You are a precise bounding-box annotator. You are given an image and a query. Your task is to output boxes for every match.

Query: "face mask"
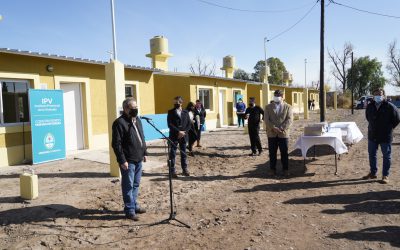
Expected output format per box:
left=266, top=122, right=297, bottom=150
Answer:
left=129, top=108, right=138, bottom=117
left=374, top=96, right=383, bottom=103
left=273, top=96, right=282, bottom=103
left=174, top=103, right=181, bottom=109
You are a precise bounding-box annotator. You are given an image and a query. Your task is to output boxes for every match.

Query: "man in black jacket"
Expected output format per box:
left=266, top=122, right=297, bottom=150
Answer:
left=168, top=96, right=191, bottom=177
left=112, top=97, right=148, bottom=221
left=363, top=88, right=400, bottom=184
left=245, top=97, right=264, bottom=156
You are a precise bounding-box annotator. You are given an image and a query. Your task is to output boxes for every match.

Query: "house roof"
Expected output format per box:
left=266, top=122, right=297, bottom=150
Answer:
left=0, top=48, right=160, bottom=72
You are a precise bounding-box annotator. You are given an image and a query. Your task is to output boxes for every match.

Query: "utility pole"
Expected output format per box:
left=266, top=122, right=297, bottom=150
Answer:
left=304, top=58, right=307, bottom=88
left=351, top=52, right=354, bottom=115
left=110, top=0, right=118, bottom=60
left=319, top=0, right=325, bottom=122
left=264, top=37, right=268, bottom=83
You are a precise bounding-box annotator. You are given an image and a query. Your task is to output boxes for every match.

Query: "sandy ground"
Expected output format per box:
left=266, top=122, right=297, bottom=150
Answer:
left=0, top=109, right=399, bottom=250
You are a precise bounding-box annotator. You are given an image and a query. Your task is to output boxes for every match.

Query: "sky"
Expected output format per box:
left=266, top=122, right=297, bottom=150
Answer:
left=1, top=0, right=400, bottom=94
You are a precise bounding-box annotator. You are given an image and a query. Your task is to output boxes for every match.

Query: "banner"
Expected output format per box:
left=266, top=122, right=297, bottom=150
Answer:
left=140, top=114, right=169, bottom=141
left=29, top=89, right=66, bottom=164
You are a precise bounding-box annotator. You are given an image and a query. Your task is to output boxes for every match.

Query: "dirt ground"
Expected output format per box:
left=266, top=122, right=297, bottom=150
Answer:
left=0, top=109, right=399, bottom=250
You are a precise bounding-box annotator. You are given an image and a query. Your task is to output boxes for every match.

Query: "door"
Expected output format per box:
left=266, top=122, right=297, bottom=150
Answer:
left=219, top=90, right=225, bottom=126
left=61, top=83, right=84, bottom=151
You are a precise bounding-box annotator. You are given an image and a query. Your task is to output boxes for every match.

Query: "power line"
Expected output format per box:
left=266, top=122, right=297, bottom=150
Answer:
left=267, top=0, right=319, bottom=42
left=194, top=0, right=316, bottom=13
left=330, top=0, right=400, bottom=19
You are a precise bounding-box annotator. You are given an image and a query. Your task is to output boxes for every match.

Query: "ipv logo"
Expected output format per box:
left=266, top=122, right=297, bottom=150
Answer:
left=44, top=133, right=55, bottom=149
left=42, top=98, right=53, bottom=104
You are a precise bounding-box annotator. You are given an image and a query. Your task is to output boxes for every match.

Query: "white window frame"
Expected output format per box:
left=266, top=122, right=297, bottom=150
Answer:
left=0, top=79, right=30, bottom=126
left=125, top=81, right=140, bottom=112
left=197, top=87, right=214, bottom=112
left=232, top=89, right=242, bottom=111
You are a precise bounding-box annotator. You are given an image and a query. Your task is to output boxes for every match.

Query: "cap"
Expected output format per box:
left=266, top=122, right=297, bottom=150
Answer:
left=274, top=89, right=283, bottom=96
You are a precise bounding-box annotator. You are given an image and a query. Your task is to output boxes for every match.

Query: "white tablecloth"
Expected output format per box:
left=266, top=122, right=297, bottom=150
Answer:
left=294, top=128, right=348, bottom=158
left=329, top=122, right=363, bottom=144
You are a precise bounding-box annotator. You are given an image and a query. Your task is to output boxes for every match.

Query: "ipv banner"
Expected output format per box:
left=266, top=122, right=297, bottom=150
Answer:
left=29, top=89, right=66, bottom=164
left=140, top=114, right=169, bottom=141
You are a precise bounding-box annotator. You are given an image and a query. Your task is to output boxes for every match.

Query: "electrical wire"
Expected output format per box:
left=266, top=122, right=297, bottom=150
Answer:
left=194, top=0, right=316, bottom=13
left=330, top=0, right=400, bottom=19
left=267, top=0, right=319, bottom=42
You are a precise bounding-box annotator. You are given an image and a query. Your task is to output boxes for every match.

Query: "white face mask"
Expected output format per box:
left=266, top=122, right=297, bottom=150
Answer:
left=273, top=96, right=282, bottom=103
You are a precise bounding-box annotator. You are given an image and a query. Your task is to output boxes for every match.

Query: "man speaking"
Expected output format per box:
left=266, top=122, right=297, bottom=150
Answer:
left=112, top=97, right=147, bottom=221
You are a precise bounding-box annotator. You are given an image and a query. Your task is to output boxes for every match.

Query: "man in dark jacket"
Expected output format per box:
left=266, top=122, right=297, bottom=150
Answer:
left=245, top=97, right=264, bottom=156
left=194, top=100, right=206, bottom=147
left=363, top=88, right=400, bottom=184
left=168, top=96, right=192, bottom=177
left=112, top=97, right=148, bottom=221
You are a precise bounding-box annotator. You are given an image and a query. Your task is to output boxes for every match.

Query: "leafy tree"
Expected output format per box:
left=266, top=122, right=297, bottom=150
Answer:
left=233, top=68, right=250, bottom=80
left=387, top=40, right=400, bottom=87
left=347, top=56, right=386, bottom=98
left=251, top=57, right=287, bottom=85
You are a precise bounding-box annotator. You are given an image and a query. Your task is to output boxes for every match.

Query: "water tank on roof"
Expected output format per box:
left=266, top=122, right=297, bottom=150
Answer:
left=150, top=36, right=169, bottom=54
left=222, top=55, right=235, bottom=68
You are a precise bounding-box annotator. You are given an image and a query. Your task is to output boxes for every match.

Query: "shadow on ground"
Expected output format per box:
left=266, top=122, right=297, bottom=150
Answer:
left=329, top=226, right=400, bottom=248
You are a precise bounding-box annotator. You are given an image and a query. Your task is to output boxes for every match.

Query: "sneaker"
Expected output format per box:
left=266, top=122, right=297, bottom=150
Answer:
left=182, top=170, right=191, bottom=177
left=380, top=176, right=389, bottom=184
left=135, top=207, right=147, bottom=214
left=362, top=173, right=377, bottom=180
left=126, top=214, right=139, bottom=221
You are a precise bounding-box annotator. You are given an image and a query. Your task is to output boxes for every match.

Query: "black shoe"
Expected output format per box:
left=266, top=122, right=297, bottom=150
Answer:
left=126, top=214, right=139, bottom=221
left=182, top=170, right=191, bottom=176
left=258, top=150, right=263, bottom=155
left=189, top=151, right=195, bottom=157
left=268, top=169, right=277, bottom=176
left=135, top=207, right=146, bottom=214
left=283, top=170, right=290, bottom=177
left=249, top=152, right=256, bottom=156
left=171, top=172, right=178, bottom=178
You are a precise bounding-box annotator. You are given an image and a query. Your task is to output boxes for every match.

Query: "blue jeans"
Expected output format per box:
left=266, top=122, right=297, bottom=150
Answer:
left=368, top=140, right=392, bottom=177
left=120, top=162, right=142, bottom=216
left=169, top=139, right=188, bottom=173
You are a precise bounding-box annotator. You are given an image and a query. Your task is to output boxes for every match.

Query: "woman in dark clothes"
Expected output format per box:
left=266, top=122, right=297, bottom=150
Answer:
left=186, top=102, right=198, bottom=156
left=194, top=100, right=206, bottom=147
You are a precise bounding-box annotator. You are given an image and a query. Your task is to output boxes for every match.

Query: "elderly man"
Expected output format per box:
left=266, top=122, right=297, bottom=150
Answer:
left=264, top=90, right=293, bottom=177
left=363, top=88, right=400, bottom=184
left=112, top=97, right=147, bottom=221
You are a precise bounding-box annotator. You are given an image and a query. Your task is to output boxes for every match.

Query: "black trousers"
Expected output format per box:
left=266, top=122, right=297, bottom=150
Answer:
left=169, top=138, right=188, bottom=172
left=248, top=124, right=262, bottom=153
left=237, top=114, right=245, bottom=127
left=268, top=137, right=289, bottom=170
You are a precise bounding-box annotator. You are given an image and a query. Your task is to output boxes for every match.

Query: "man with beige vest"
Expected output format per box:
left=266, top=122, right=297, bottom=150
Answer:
left=264, top=90, right=293, bottom=177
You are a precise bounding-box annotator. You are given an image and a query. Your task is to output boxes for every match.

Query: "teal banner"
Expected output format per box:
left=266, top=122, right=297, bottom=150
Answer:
left=29, top=89, right=66, bottom=164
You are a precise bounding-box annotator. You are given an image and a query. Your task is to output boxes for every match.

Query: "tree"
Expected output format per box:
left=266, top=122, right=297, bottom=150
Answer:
left=327, top=42, right=353, bottom=93
left=233, top=68, right=250, bottom=81
left=251, top=57, right=287, bottom=85
left=387, top=40, right=400, bottom=87
left=189, top=56, right=216, bottom=76
left=347, top=56, right=386, bottom=98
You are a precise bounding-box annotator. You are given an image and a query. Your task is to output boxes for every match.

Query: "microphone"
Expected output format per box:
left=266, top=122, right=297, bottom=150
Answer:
left=140, top=116, right=153, bottom=121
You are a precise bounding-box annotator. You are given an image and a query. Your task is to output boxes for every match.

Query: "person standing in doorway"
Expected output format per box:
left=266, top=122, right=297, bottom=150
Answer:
left=112, top=97, right=147, bottom=221
left=236, top=98, right=246, bottom=127
left=245, top=97, right=264, bottom=156
left=168, top=96, right=192, bottom=177
left=194, top=100, right=206, bottom=147
left=363, top=88, right=400, bottom=184
left=264, top=90, right=293, bottom=177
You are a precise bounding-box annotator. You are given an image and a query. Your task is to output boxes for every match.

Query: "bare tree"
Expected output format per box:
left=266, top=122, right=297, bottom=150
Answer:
left=189, top=56, right=216, bottom=76
left=327, top=42, right=353, bottom=93
left=387, top=40, right=400, bottom=87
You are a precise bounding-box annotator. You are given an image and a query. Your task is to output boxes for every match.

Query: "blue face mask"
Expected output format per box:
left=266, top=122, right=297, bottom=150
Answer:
left=374, top=96, right=383, bottom=103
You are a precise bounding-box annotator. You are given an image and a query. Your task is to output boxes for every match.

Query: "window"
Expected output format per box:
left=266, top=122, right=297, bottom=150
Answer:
left=125, top=84, right=137, bottom=99
left=233, top=90, right=242, bottom=108
left=198, top=88, right=212, bottom=110
left=1, top=80, right=30, bottom=124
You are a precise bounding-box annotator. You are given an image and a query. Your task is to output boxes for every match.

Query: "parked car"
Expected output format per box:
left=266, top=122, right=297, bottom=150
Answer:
left=355, top=95, right=373, bottom=109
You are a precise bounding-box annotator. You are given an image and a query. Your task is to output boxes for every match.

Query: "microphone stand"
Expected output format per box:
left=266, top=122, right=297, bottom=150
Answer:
left=143, top=118, right=190, bottom=228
